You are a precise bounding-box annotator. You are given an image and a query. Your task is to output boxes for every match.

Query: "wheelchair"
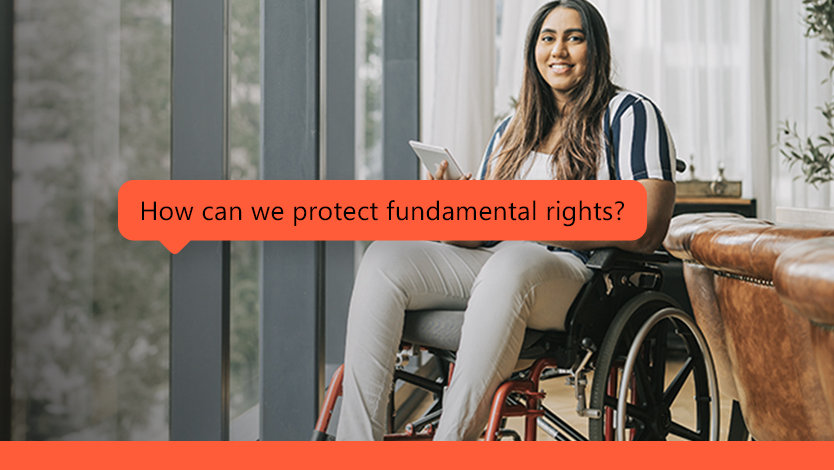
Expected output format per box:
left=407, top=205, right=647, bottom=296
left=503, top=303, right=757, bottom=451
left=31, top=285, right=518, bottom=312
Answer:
left=312, top=246, right=720, bottom=441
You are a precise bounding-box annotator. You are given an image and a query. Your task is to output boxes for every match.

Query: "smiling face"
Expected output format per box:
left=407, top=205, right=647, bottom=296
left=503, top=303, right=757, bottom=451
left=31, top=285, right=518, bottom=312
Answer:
left=535, top=7, right=588, bottom=108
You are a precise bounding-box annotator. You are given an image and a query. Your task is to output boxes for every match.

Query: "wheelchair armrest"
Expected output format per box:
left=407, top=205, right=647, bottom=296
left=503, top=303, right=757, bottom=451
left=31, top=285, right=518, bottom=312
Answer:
left=585, top=248, right=673, bottom=271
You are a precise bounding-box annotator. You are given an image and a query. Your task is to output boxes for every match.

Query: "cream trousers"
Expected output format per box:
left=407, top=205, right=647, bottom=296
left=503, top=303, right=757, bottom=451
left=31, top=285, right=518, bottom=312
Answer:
left=336, top=241, right=592, bottom=441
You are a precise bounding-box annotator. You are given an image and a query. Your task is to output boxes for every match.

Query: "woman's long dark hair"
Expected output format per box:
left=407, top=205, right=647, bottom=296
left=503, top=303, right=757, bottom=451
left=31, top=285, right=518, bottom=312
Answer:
left=488, top=0, right=618, bottom=181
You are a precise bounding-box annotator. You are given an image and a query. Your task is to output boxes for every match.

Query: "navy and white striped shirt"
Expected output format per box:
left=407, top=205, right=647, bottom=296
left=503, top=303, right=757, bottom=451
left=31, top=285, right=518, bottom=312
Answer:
left=476, top=91, right=676, bottom=261
left=477, top=91, right=676, bottom=183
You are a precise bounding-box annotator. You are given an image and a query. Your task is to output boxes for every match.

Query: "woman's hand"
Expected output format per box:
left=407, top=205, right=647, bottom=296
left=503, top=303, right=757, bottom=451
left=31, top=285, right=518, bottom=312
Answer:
left=428, top=161, right=476, bottom=247
left=427, top=160, right=473, bottom=181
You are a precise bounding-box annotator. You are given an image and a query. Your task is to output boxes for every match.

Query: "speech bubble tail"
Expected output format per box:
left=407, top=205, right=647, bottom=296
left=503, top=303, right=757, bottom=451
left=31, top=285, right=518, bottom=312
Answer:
left=161, top=239, right=190, bottom=255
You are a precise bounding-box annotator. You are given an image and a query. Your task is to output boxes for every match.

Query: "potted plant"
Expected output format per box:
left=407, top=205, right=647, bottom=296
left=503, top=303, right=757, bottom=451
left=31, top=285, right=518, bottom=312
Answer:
left=779, top=0, right=834, bottom=187
left=777, top=0, right=834, bottom=226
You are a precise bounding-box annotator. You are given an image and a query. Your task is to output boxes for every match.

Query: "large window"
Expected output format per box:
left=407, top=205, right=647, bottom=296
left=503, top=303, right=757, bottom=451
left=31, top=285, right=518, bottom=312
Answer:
left=7, top=0, right=428, bottom=441
left=13, top=0, right=172, bottom=440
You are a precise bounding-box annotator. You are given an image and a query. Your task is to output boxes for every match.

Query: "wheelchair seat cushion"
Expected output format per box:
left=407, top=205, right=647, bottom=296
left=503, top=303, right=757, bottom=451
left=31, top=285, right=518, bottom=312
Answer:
left=402, top=310, right=548, bottom=357
left=402, top=310, right=465, bottom=352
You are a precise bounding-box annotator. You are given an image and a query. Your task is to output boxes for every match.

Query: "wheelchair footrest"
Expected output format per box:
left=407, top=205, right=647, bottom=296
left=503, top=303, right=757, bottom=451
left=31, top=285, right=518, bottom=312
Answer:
left=384, top=431, right=434, bottom=441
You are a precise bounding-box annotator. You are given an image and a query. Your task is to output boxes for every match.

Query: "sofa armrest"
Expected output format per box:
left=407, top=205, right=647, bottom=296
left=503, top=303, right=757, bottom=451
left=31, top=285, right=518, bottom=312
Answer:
left=665, top=213, right=834, bottom=282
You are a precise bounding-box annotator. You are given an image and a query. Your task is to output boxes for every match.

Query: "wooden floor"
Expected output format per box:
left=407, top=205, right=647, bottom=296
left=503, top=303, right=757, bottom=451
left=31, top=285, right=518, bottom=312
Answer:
left=402, top=359, right=735, bottom=441
left=501, top=360, right=735, bottom=441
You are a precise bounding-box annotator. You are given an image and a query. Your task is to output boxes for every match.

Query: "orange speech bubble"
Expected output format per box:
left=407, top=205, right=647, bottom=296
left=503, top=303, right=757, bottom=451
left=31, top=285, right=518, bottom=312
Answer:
left=118, top=180, right=647, bottom=254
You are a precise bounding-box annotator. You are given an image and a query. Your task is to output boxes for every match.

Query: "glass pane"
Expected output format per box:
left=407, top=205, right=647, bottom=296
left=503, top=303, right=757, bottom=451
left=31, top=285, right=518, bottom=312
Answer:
left=12, top=0, right=171, bottom=440
left=229, top=0, right=260, bottom=438
left=353, top=0, right=383, bottom=262
left=356, top=0, right=383, bottom=181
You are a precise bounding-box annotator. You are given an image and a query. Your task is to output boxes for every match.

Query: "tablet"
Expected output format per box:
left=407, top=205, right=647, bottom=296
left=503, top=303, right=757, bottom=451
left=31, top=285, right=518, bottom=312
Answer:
left=409, top=141, right=465, bottom=180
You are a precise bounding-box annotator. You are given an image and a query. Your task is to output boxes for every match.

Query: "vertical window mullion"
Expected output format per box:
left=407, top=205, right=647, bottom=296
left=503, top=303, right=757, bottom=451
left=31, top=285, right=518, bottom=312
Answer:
left=383, top=0, right=420, bottom=180
left=323, top=0, right=356, bottom=402
left=260, top=0, right=323, bottom=440
left=0, top=0, right=12, bottom=442
left=170, top=0, right=231, bottom=441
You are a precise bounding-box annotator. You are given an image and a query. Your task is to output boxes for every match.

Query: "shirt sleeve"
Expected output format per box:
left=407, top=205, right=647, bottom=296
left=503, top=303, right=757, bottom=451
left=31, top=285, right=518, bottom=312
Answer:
left=610, top=96, right=676, bottom=182
left=477, top=115, right=514, bottom=180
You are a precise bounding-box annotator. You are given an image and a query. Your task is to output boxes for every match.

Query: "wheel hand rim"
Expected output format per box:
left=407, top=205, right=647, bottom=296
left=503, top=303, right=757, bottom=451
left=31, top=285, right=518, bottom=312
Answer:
left=615, top=308, right=720, bottom=441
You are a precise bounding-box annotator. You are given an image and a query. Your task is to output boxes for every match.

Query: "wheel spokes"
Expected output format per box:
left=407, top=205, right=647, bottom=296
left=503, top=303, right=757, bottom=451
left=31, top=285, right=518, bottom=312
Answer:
left=650, top=321, right=668, bottom=398
left=623, top=403, right=652, bottom=424
left=669, top=422, right=707, bottom=441
left=603, top=390, right=652, bottom=423
left=590, top=301, right=720, bottom=442
left=632, top=426, right=650, bottom=441
left=663, top=356, right=694, bottom=406
left=633, top=351, right=656, bottom=406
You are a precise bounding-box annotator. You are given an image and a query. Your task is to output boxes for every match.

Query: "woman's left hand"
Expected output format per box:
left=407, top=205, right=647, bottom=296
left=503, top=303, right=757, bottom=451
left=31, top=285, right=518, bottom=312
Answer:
left=427, top=160, right=473, bottom=181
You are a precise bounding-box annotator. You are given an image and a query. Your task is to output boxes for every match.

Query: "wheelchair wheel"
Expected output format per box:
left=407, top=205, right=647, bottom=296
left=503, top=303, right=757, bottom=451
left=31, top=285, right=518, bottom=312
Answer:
left=588, top=292, right=720, bottom=441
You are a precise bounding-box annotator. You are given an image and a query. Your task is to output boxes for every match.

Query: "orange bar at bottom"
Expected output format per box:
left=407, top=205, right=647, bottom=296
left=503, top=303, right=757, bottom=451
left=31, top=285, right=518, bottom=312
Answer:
left=1, top=441, right=829, bottom=470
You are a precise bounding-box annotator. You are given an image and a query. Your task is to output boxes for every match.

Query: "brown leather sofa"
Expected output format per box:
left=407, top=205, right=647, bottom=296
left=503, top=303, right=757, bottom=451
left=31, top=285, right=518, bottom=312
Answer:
left=664, top=213, right=834, bottom=440
left=774, top=237, right=834, bottom=433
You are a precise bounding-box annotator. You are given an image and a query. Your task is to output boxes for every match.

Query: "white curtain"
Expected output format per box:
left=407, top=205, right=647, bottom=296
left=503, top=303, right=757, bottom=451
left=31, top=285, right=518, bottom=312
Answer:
left=494, top=0, right=545, bottom=119
left=420, top=0, right=496, bottom=174
left=601, top=0, right=769, bottom=215
left=422, top=0, right=833, bottom=216
left=770, top=0, right=834, bottom=211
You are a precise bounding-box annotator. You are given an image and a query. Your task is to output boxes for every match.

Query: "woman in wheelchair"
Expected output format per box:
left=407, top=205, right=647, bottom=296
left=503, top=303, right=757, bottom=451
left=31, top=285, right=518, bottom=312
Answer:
left=337, top=0, right=678, bottom=440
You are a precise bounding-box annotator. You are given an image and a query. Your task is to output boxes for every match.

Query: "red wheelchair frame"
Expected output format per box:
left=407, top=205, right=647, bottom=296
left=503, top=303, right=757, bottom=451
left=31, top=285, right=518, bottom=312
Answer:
left=313, top=249, right=721, bottom=441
